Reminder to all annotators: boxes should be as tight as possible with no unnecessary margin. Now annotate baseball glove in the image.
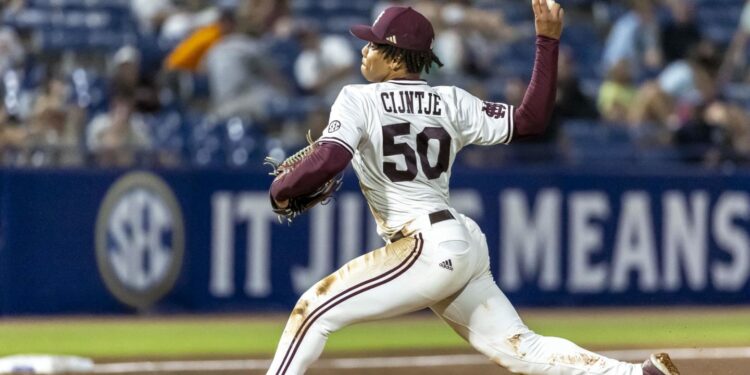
[264,133,343,223]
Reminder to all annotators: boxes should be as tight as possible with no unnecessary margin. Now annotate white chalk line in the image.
[91,346,750,373]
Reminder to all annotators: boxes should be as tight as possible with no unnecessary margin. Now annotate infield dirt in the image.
[94,352,747,375]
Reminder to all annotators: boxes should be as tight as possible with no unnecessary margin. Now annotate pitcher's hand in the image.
[532,0,564,40]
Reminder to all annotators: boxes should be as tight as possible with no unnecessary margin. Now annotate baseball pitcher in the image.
[266,1,680,374]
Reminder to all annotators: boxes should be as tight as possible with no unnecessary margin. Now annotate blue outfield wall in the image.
[0,166,749,315]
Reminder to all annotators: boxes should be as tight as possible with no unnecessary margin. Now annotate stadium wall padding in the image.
[0,167,748,315]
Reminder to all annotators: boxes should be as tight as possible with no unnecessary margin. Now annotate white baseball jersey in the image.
[318,79,515,239]
[271,81,646,375]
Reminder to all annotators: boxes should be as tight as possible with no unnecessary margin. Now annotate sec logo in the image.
[327,120,341,133]
[95,171,185,310]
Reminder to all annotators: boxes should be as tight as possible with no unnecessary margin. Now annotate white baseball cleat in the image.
[642,353,680,375]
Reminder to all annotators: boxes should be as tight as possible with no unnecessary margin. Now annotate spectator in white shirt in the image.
[86,95,152,167]
[293,24,356,104]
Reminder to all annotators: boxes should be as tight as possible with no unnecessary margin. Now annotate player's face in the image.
[360,43,393,82]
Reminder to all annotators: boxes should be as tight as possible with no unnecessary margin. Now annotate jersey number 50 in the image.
[382,122,451,182]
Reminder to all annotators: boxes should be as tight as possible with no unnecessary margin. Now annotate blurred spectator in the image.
[703,101,750,159]
[502,45,599,165]
[720,0,750,83]
[660,0,701,64]
[2,68,33,124]
[203,5,290,123]
[427,1,468,76]
[551,46,599,131]
[111,46,161,113]
[160,0,220,46]
[628,40,722,128]
[86,95,152,167]
[0,28,25,76]
[0,104,28,164]
[602,0,663,81]
[509,46,598,162]
[371,0,520,77]
[27,76,84,166]
[405,0,519,77]
[237,0,290,37]
[293,24,356,104]
[675,101,750,165]
[165,11,230,72]
[131,0,175,35]
[0,0,26,15]
[0,28,29,121]
[598,59,637,123]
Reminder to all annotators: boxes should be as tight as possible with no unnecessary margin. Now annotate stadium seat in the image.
[562,120,638,163]
[268,38,302,90]
[27,0,130,9]
[189,117,225,168]
[323,15,370,34]
[497,0,533,23]
[696,3,744,44]
[561,23,603,79]
[318,0,372,14]
[149,111,184,149]
[636,146,684,165]
[723,84,750,110]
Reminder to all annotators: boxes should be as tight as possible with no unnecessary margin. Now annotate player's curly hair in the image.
[374,43,444,74]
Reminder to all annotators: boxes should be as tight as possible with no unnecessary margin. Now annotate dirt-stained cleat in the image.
[642,353,680,375]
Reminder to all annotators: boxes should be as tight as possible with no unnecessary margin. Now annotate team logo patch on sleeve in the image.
[481,101,507,119]
[327,120,342,133]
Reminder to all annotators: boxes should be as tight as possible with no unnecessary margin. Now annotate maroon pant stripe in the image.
[279,234,424,374]
[276,234,424,375]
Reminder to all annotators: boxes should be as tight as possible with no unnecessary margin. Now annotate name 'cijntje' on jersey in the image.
[380,90,442,115]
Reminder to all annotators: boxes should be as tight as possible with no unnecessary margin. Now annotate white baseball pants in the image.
[267,210,643,374]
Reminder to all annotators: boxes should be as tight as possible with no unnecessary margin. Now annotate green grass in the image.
[522,311,750,348]
[0,309,748,358]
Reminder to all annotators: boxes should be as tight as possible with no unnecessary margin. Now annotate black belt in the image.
[390,209,455,242]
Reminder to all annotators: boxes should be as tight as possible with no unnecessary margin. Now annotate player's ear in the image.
[388,56,404,71]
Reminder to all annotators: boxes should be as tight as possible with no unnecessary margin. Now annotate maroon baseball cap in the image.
[350,6,435,52]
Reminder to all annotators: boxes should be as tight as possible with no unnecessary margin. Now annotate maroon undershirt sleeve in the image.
[270,142,353,202]
[513,35,559,139]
